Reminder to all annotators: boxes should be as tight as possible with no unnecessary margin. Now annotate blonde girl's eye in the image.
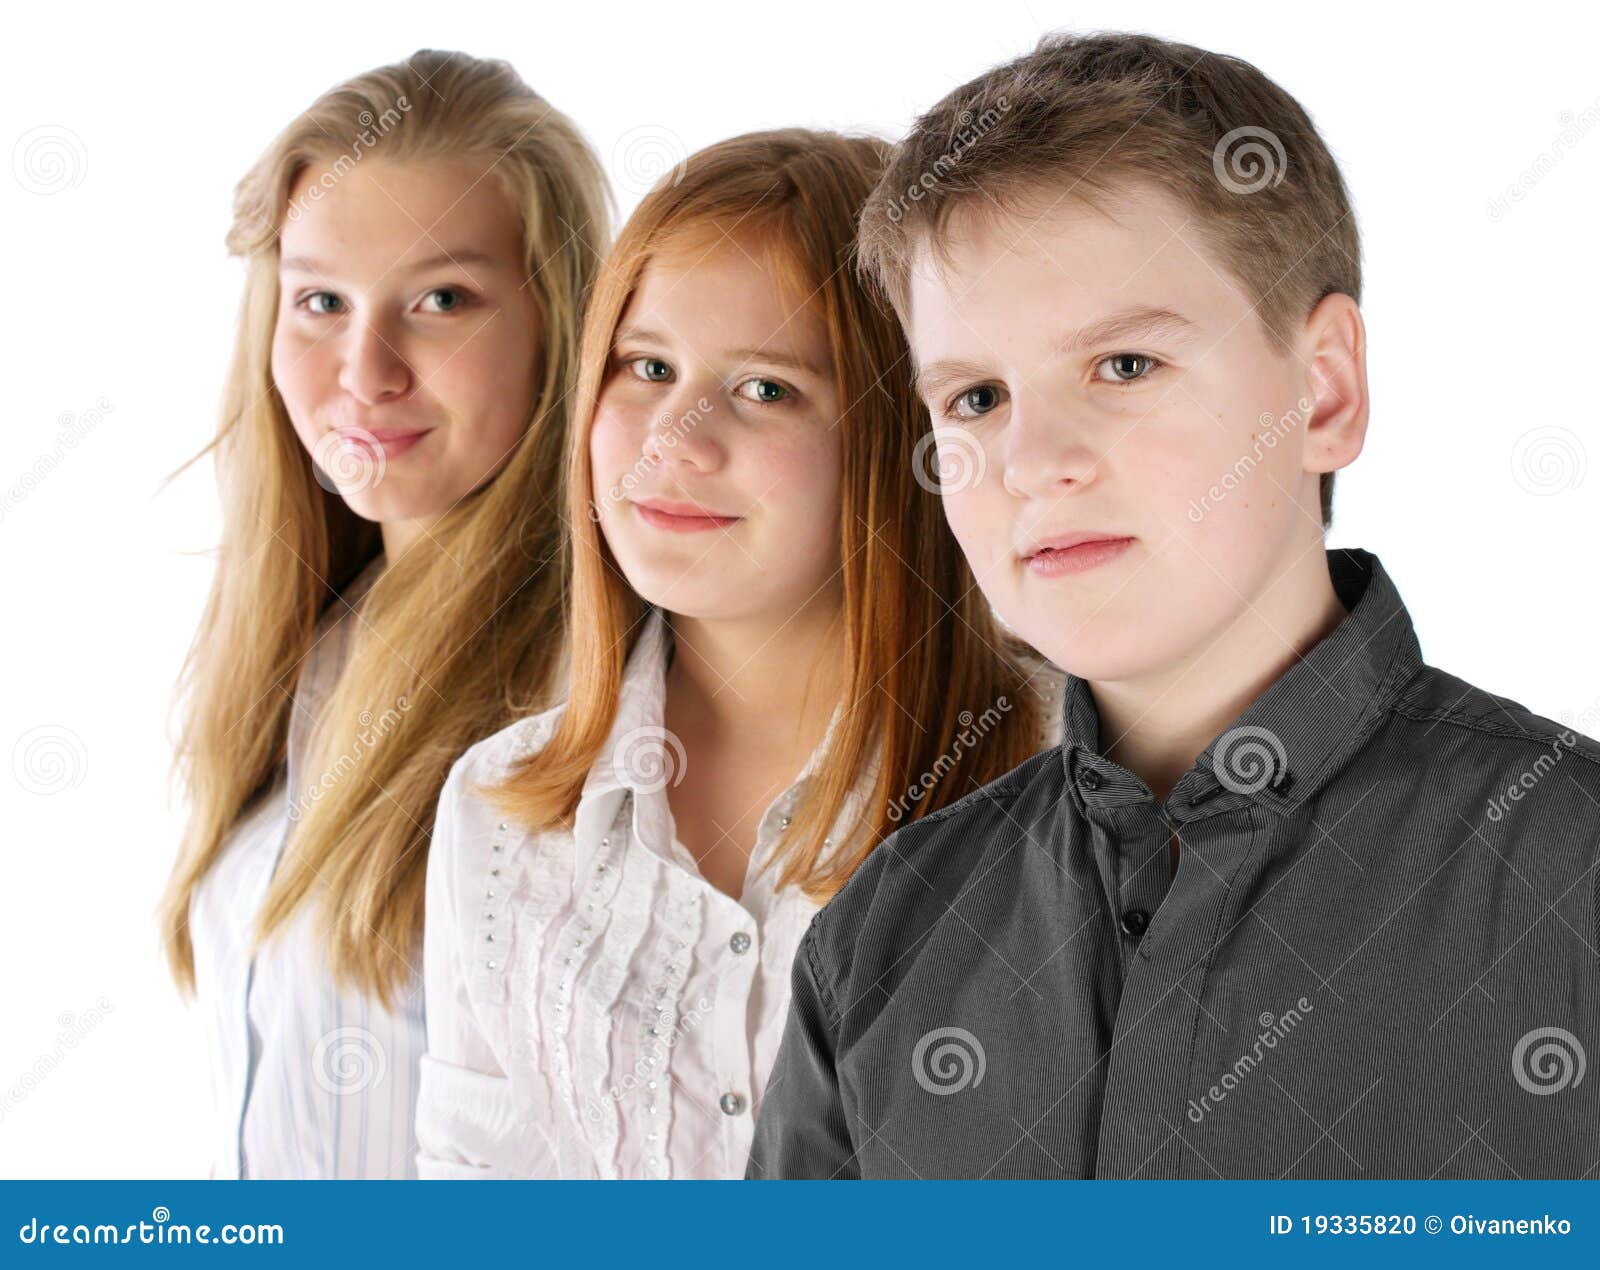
[298,291,345,316]
[949,383,1003,420]
[419,286,471,314]
[1095,352,1161,384]
[627,356,674,383]
[734,377,789,405]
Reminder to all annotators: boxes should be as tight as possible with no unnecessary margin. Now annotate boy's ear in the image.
[1299,292,1368,478]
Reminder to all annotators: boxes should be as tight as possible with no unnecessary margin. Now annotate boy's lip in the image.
[1019,530,1134,561]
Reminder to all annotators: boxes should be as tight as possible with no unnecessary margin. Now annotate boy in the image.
[746,32,1600,1178]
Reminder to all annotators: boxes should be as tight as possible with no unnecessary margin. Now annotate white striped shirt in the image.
[188,553,426,1178]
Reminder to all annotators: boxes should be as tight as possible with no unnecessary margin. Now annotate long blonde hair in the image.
[159,50,612,1007]
[487,129,1048,902]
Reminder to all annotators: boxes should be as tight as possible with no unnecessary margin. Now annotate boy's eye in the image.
[1095,353,1160,384]
[299,291,344,316]
[628,357,674,382]
[420,287,468,313]
[734,377,788,404]
[951,384,1003,420]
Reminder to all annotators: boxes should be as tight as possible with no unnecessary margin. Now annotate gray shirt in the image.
[747,548,1600,1179]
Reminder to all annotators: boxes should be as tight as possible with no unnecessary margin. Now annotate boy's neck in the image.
[1092,546,1348,804]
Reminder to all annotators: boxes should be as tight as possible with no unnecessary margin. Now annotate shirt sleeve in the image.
[415,758,552,1179]
[745,913,859,1179]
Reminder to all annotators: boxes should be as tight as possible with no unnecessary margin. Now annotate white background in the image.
[2,0,1596,1178]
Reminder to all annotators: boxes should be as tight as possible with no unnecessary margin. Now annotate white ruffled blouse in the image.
[416,607,1065,1179]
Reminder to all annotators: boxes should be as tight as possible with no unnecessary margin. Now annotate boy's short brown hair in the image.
[857,31,1361,527]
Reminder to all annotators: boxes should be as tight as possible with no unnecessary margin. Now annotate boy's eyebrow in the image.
[911,357,996,402]
[911,306,1199,401]
[279,249,505,275]
[1061,305,1198,353]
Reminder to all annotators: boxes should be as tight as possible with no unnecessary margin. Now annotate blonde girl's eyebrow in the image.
[278,249,505,276]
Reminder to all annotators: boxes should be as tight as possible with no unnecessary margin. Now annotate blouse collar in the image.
[571,606,871,889]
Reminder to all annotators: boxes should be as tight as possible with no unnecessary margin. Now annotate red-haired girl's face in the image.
[590,237,845,622]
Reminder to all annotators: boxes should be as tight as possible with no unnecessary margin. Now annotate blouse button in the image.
[779,815,791,830]
[729,931,752,955]
[719,1092,745,1116]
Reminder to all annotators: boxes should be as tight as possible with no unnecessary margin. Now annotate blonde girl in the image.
[158,49,610,1178]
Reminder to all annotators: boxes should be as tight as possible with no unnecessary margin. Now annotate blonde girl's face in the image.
[271,156,542,548]
[589,238,845,623]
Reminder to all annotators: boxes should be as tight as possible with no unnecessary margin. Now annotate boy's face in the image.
[906,183,1332,683]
